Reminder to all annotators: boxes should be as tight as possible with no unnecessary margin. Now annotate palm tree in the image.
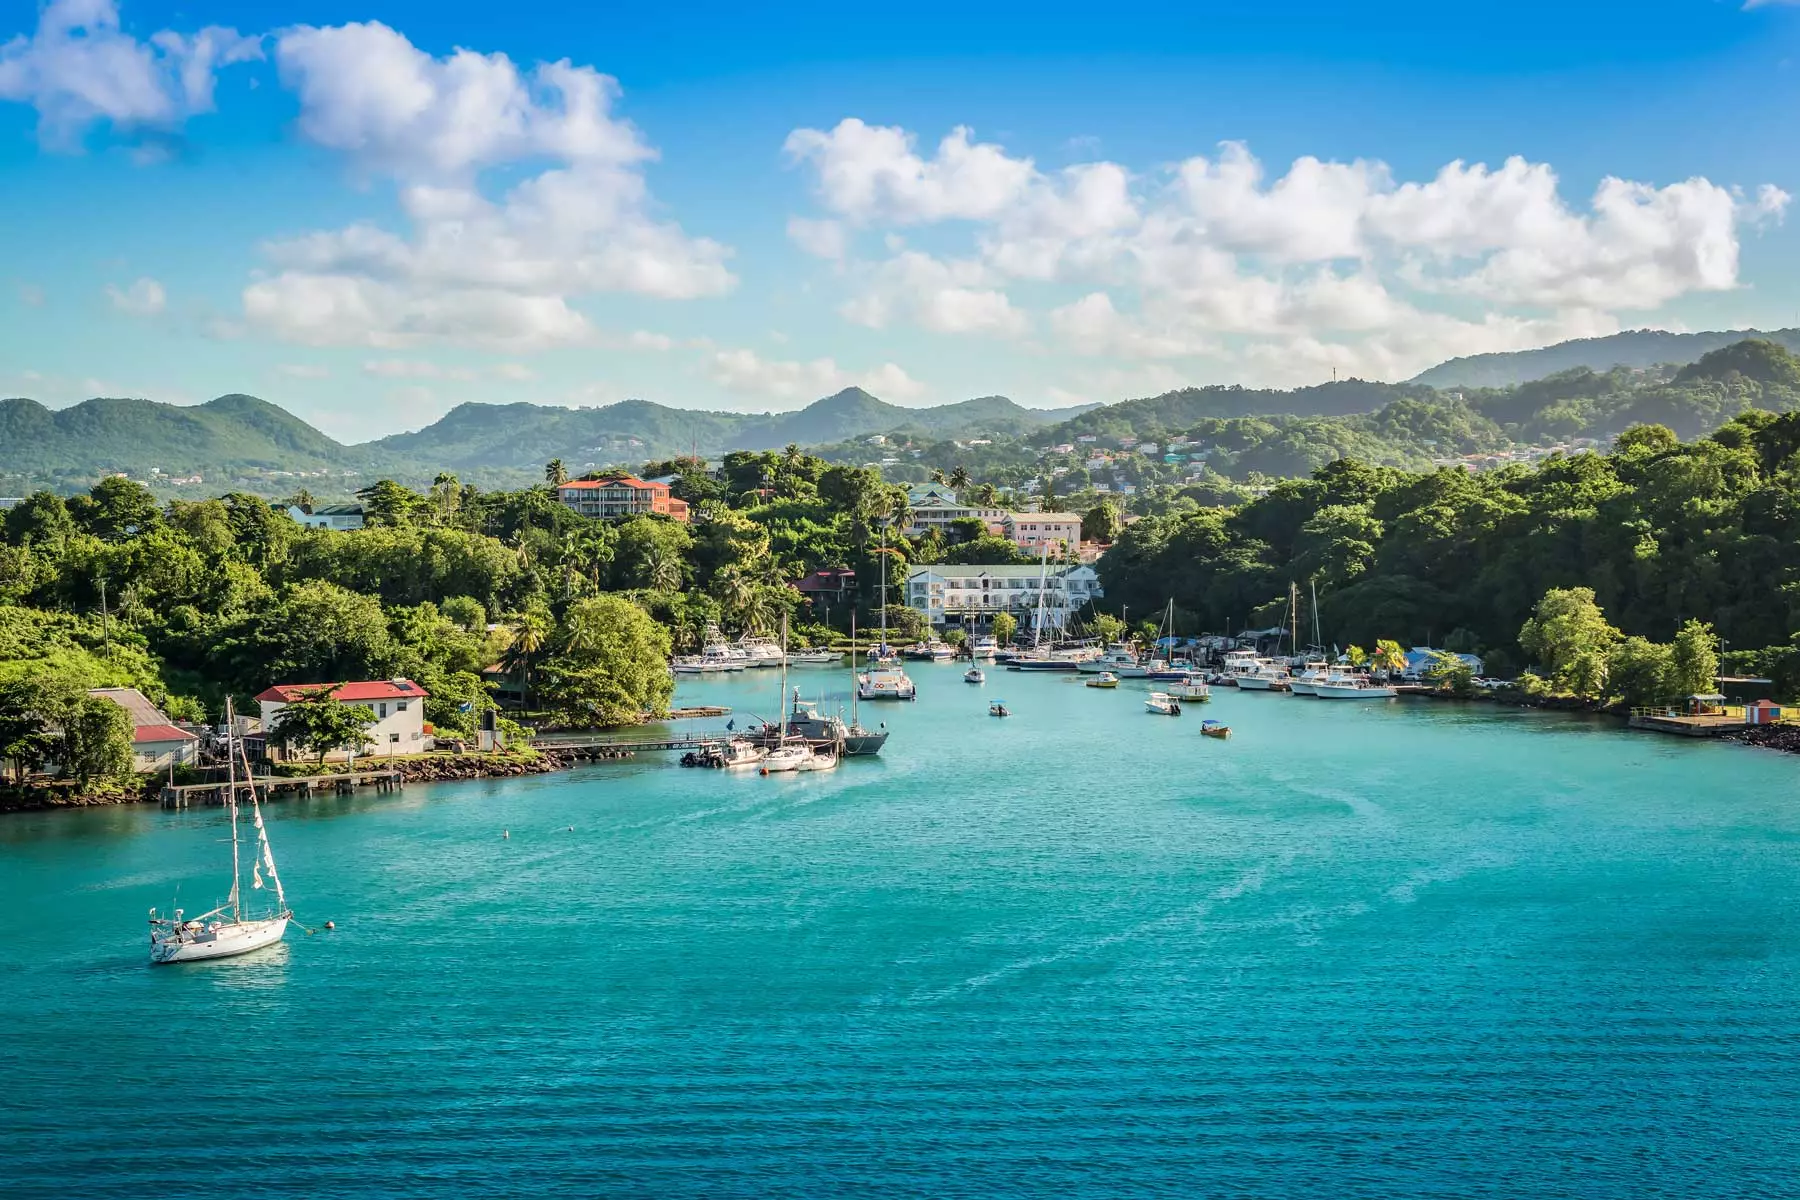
[1346,644,1369,668]
[1373,639,1409,677]
[715,567,753,628]
[949,466,971,491]
[644,543,681,592]
[783,443,803,471]
[431,472,461,524]
[931,468,948,485]
[505,612,550,708]
[545,459,568,486]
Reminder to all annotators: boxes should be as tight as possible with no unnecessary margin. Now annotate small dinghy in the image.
[1200,720,1231,740]
[989,700,1010,717]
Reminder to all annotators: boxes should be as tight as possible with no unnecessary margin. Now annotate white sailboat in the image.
[858,524,917,699]
[761,615,831,772]
[148,702,290,965]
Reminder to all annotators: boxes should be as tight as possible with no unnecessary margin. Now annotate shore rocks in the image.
[1725,725,1800,754]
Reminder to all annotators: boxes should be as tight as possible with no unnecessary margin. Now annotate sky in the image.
[2,0,1799,443]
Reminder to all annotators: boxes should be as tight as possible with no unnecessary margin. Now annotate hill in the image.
[0,394,355,476]
[1411,328,1800,389]
[1040,380,1433,442]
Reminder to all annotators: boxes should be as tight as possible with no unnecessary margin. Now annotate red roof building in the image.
[556,477,690,522]
[793,568,856,600]
[255,680,429,703]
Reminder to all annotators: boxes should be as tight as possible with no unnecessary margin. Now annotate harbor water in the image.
[3,665,1798,1196]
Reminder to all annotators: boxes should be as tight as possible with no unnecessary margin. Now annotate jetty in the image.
[1627,696,1750,738]
[534,728,737,754]
[161,769,403,808]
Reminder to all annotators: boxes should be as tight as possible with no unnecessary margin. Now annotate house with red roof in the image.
[556,476,690,522]
[88,687,200,772]
[255,679,433,760]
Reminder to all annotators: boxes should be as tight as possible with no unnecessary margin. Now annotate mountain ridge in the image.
[1411,328,1800,389]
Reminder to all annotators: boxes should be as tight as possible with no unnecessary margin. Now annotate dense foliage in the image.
[1098,414,1783,703]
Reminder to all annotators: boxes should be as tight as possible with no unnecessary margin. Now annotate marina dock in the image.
[1627,705,1749,738]
[161,769,404,807]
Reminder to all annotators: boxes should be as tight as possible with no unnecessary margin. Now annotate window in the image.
[397,701,409,712]
[379,702,388,718]
[389,733,400,744]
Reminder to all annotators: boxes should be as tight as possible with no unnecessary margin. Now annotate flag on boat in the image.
[726,718,735,731]
[252,864,264,889]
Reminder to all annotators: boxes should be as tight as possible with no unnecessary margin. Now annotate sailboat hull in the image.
[151,915,288,964]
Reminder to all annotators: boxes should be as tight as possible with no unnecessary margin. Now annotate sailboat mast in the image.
[850,611,859,726]
[778,614,790,743]
[878,525,887,657]
[1033,541,1050,648]
[1289,582,1299,658]
[225,697,242,923]
[1311,578,1321,650]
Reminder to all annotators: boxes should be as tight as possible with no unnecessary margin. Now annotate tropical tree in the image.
[504,609,551,706]
[1372,639,1410,677]
[991,611,1018,646]
[931,468,948,485]
[545,459,568,486]
[269,687,378,764]
[1520,587,1620,698]
[1669,619,1720,697]
[1346,644,1369,668]
[537,595,673,726]
[949,466,972,491]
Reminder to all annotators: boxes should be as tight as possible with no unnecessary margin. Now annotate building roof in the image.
[255,679,429,703]
[89,687,170,727]
[1006,511,1081,524]
[793,568,856,593]
[907,564,1095,580]
[312,503,364,517]
[560,476,666,491]
[133,723,197,744]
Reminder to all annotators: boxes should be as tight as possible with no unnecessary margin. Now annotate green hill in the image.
[1412,328,1800,389]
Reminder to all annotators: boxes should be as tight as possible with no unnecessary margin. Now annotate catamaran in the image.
[148,703,290,964]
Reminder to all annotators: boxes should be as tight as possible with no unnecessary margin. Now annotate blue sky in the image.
[2,0,1799,442]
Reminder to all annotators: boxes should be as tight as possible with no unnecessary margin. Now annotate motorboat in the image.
[1086,672,1119,689]
[1144,691,1182,716]
[964,667,986,684]
[1312,669,1398,699]
[1080,645,1143,675]
[149,701,290,965]
[1145,660,1194,682]
[1288,661,1331,696]
[735,633,787,668]
[1009,652,1082,672]
[718,738,766,769]
[902,639,955,661]
[788,648,841,666]
[858,663,917,701]
[760,743,814,773]
[1169,679,1211,701]
[1200,720,1231,739]
[1235,660,1291,691]
[989,700,1011,717]
[969,635,999,660]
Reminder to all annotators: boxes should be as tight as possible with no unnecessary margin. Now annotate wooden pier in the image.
[1627,705,1749,738]
[534,729,737,754]
[161,769,404,808]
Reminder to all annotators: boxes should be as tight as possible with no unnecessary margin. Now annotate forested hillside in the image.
[1412,327,1800,389]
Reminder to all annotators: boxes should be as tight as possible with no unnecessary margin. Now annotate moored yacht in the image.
[1288,661,1331,696]
[1312,668,1398,699]
[1235,660,1291,691]
[969,634,999,660]
[1080,645,1144,675]
[735,633,787,668]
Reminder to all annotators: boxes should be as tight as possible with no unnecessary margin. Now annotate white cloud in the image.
[787,123,1787,381]
[0,0,259,151]
[840,251,1028,336]
[244,22,732,350]
[705,347,925,404]
[362,358,476,381]
[787,216,847,260]
[784,120,1036,224]
[105,276,165,316]
[276,362,331,379]
[492,362,537,381]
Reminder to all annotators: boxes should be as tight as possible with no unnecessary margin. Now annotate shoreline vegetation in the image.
[8,355,1800,805]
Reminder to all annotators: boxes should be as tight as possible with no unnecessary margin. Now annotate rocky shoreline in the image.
[1724,725,1800,754]
[0,747,638,814]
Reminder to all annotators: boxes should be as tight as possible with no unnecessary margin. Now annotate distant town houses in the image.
[1000,512,1081,552]
[286,502,366,531]
[555,476,690,522]
[905,563,1104,633]
[256,679,432,760]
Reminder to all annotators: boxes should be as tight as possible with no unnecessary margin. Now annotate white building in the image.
[256,679,433,760]
[287,503,365,531]
[89,687,198,772]
[1002,512,1082,551]
[905,563,1103,633]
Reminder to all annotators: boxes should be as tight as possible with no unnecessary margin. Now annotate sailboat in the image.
[1009,543,1080,671]
[858,525,917,699]
[148,701,291,964]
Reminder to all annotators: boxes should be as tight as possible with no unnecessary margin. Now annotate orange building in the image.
[556,477,690,522]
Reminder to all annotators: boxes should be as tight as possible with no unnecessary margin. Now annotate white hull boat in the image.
[760,745,812,773]
[152,915,289,964]
[1313,680,1397,699]
[1144,691,1182,715]
[858,665,917,700]
[796,749,838,772]
[788,649,841,665]
[964,668,986,684]
[149,702,291,966]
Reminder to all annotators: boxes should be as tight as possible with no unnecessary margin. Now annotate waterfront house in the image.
[905,564,1103,633]
[256,679,433,759]
[89,687,199,772]
[793,568,857,611]
[286,503,366,531]
[555,476,689,522]
[1402,648,1485,680]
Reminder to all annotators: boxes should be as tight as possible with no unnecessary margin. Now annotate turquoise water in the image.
[4,666,1800,1196]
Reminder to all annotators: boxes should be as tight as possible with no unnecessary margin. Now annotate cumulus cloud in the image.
[839,252,1028,336]
[244,22,732,350]
[493,362,538,381]
[105,276,165,316]
[706,347,925,404]
[0,0,259,151]
[787,122,1788,382]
